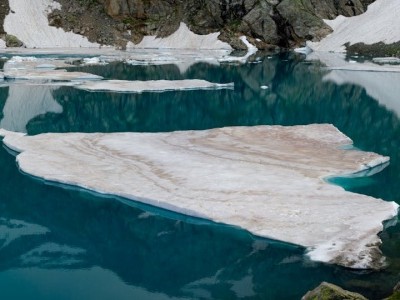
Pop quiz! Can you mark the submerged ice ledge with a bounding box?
[0,124,398,269]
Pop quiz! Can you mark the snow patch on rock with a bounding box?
[127,23,232,50]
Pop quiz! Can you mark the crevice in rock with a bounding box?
[270,6,298,48]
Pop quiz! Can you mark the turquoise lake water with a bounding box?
[0,52,400,299]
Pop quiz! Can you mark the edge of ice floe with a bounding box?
[307,199,399,269]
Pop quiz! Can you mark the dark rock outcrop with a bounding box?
[302,282,368,300]
[0,0,9,38]
[46,0,375,49]
[347,42,400,57]
[385,281,400,300]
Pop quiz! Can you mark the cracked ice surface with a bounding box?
[0,124,397,269]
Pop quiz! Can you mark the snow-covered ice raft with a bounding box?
[0,124,398,269]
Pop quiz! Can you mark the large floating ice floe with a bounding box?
[308,0,400,52]
[4,0,99,48]
[76,79,234,93]
[1,124,397,269]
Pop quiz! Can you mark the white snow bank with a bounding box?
[76,79,234,93]
[127,22,232,50]
[0,85,62,133]
[4,0,99,48]
[308,0,400,52]
[0,39,6,49]
[1,124,397,269]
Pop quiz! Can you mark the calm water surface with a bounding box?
[0,52,399,299]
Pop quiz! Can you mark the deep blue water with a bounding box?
[0,52,400,299]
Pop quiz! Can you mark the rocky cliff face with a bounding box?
[47,0,375,49]
[0,0,9,35]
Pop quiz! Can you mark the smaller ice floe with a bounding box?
[294,46,312,55]
[0,124,397,269]
[35,64,57,69]
[127,22,232,50]
[7,56,37,63]
[125,56,181,66]
[219,36,258,63]
[76,79,234,93]
[373,57,400,65]
[5,56,69,71]
[83,57,109,65]
[0,73,4,81]
[260,85,269,90]
[5,69,103,81]
[3,56,103,81]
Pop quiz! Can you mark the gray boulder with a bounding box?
[5,34,24,47]
[302,282,368,300]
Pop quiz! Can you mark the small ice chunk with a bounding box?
[373,57,400,64]
[294,47,312,55]
[83,57,108,65]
